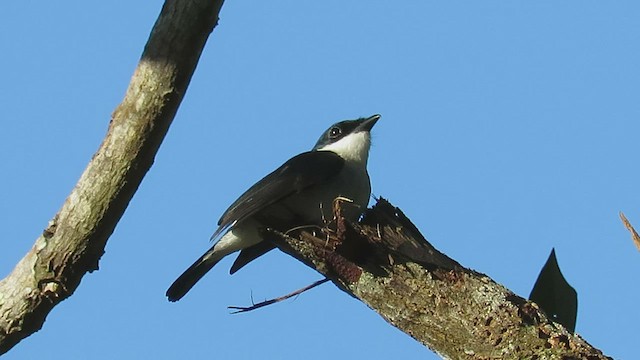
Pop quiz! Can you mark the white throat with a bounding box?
[317,131,371,166]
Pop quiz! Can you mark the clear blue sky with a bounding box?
[2,2,639,359]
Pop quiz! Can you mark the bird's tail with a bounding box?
[166,248,222,302]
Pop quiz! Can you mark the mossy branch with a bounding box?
[269,198,610,359]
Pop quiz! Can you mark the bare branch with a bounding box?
[0,0,225,354]
[269,198,611,359]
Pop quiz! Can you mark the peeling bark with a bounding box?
[269,198,610,359]
[0,0,225,354]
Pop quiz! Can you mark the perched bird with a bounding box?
[166,115,380,302]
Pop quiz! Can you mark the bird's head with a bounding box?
[313,114,380,165]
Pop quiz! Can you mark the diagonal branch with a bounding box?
[269,198,611,359]
[0,0,225,354]
[620,212,640,251]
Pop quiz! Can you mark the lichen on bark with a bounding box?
[269,198,610,359]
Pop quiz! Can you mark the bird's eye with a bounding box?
[329,127,341,138]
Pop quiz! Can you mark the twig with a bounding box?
[228,278,330,313]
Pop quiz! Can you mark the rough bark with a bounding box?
[269,198,610,360]
[0,0,225,354]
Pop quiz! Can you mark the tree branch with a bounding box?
[269,198,611,359]
[0,0,225,354]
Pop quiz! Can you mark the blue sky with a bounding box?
[2,2,639,359]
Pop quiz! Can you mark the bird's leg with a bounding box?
[319,201,328,225]
[319,200,341,246]
[316,202,332,246]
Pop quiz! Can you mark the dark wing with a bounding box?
[211,150,344,239]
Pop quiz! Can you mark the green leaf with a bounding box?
[529,248,578,332]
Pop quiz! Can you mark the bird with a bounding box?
[166,114,380,302]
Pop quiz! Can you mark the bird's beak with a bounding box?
[358,114,381,132]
